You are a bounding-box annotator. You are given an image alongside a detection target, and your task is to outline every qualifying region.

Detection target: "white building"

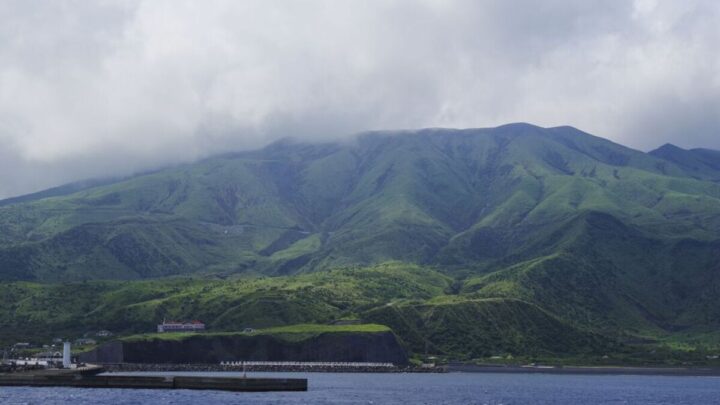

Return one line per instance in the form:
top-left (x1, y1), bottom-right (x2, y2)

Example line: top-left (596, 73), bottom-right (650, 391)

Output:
top-left (157, 320), bottom-right (206, 333)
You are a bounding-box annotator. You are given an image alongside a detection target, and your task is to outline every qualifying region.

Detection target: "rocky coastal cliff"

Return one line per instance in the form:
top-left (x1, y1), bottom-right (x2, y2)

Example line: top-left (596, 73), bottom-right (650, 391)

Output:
top-left (79, 331), bottom-right (408, 365)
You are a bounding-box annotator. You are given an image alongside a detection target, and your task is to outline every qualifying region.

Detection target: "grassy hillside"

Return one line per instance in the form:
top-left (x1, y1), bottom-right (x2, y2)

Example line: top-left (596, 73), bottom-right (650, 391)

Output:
top-left (0, 263), bottom-right (613, 360)
top-left (0, 263), bottom-right (449, 344)
top-left (121, 323), bottom-right (392, 343)
top-left (1, 263), bottom-right (718, 363)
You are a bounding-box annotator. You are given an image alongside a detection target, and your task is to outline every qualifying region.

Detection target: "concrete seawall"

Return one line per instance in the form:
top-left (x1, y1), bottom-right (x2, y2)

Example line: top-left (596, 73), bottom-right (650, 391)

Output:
top-left (0, 373), bottom-right (307, 391)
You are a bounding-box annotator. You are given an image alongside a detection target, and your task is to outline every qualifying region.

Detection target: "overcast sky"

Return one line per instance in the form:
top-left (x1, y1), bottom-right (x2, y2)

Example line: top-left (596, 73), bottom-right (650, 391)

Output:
top-left (1, 0), bottom-right (719, 199)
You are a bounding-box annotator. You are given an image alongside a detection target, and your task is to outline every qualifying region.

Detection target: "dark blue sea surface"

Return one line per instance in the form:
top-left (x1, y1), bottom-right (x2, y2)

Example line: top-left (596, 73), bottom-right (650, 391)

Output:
top-left (1, 371), bottom-right (719, 404)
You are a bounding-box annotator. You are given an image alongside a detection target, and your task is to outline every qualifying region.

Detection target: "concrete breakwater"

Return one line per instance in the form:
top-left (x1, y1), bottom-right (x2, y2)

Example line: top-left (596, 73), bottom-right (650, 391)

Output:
top-left (102, 362), bottom-right (446, 373)
top-left (0, 372), bottom-right (307, 391)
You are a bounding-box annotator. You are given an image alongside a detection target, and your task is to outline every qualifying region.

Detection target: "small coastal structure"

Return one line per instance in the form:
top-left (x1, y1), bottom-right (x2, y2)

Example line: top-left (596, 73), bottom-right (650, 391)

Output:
top-left (96, 330), bottom-right (113, 337)
top-left (157, 320), bottom-right (206, 333)
top-left (1, 342), bottom-right (74, 372)
top-left (32, 351), bottom-right (63, 360)
top-left (1, 340), bottom-right (306, 393)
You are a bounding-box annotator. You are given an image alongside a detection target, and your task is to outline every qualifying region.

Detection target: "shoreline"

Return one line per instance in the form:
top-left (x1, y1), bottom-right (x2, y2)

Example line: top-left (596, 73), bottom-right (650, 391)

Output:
top-left (97, 363), bottom-right (720, 376)
top-left (100, 363), bottom-right (445, 374)
top-left (446, 364), bottom-right (720, 377)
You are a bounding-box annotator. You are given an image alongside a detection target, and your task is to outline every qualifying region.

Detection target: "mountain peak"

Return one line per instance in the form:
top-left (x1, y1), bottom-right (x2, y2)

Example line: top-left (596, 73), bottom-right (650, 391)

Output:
top-left (651, 143), bottom-right (685, 154)
top-left (649, 142), bottom-right (720, 173)
top-left (494, 122), bottom-right (545, 132)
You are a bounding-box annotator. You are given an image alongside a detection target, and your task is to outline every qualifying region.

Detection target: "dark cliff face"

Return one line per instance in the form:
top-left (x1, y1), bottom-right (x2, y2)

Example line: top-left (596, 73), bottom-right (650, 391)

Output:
top-left (80, 332), bottom-right (408, 365)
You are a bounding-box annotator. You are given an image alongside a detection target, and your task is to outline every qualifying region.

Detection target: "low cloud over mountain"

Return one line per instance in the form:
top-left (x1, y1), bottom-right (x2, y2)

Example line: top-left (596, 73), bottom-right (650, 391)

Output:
top-left (1, 0), bottom-right (719, 198)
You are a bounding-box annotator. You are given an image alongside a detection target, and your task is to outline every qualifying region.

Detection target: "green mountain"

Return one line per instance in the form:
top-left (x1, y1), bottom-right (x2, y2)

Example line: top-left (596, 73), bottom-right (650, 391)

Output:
top-left (2, 123), bottom-right (720, 362)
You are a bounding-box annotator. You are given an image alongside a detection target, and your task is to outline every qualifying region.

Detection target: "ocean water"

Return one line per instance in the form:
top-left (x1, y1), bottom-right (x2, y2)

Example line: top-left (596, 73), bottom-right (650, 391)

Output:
top-left (1, 371), bottom-right (719, 404)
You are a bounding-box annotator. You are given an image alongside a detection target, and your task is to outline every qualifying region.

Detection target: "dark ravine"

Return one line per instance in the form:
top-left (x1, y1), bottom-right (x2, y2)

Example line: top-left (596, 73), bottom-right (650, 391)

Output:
top-left (79, 332), bottom-right (409, 366)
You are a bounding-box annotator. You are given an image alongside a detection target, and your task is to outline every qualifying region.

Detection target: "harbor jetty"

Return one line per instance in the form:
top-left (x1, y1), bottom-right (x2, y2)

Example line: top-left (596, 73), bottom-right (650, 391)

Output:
top-left (0, 365), bottom-right (307, 392)
top-left (2, 342), bottom-right (307, 392)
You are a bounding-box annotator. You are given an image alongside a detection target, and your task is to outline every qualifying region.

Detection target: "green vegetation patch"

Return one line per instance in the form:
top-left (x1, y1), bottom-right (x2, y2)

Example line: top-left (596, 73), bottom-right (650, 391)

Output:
top-left (121, 323), bottom-right (390, 344)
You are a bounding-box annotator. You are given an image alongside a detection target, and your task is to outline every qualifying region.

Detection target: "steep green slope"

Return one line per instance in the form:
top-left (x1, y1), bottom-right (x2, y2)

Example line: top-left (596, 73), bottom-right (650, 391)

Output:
top-left (363, 297), bottom-right (613, 358)
top-left (462, 212), bottom-right (720, 335)
top-left (2, 123), bottom-right (719, 281)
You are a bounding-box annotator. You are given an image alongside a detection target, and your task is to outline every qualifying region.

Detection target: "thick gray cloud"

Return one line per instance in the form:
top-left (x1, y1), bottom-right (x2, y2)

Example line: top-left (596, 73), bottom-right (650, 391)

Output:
top-left (1, 0), bottom-right (719, 198)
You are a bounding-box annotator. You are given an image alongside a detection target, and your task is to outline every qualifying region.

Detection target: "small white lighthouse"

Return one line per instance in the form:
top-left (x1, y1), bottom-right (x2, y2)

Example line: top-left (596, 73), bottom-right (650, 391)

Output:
top-left (62, 342), bottom-right (71, 368)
